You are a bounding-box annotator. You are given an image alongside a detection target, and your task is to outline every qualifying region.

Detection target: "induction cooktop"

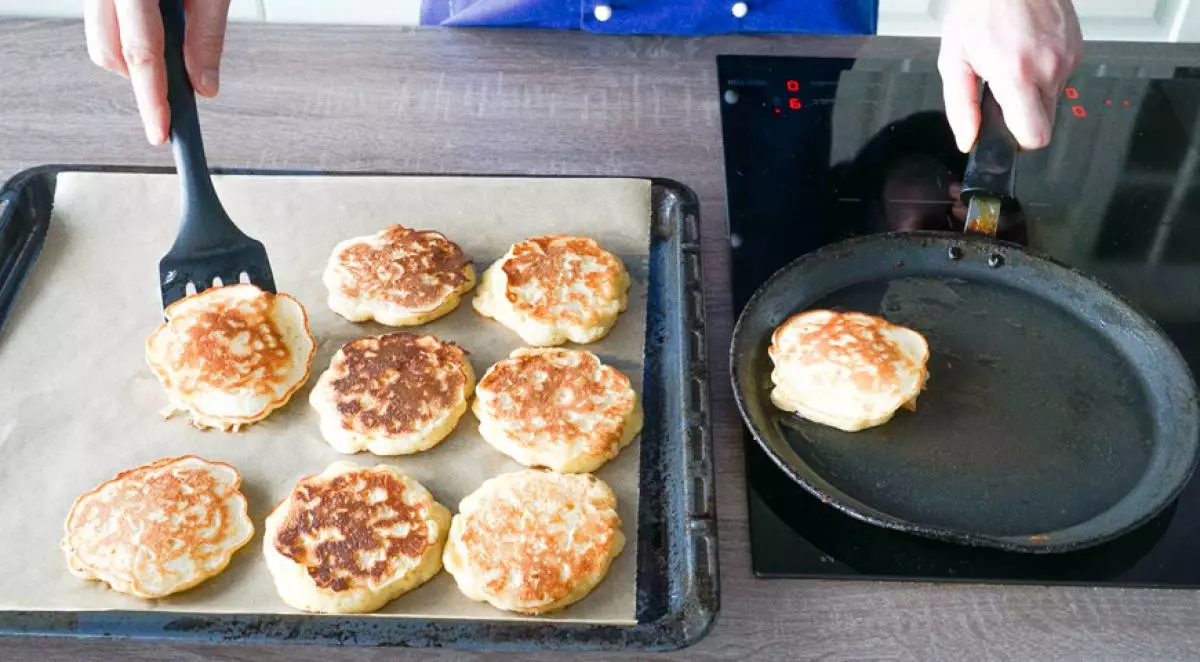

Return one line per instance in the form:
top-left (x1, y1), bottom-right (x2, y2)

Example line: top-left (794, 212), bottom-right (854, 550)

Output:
top-left (718, 55), bottom-right (1200, 586)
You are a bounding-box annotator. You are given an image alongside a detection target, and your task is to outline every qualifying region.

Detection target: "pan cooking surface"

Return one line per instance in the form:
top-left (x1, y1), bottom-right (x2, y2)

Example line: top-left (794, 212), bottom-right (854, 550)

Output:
top-left (732, 232), bottom-right (1200, 552)
top-left (772, 276), bottom-right (1153, 536)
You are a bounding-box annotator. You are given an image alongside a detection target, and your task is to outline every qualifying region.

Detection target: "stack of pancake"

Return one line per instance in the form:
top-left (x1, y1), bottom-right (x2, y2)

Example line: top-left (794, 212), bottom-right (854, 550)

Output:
top-left (63, 225), bottom-right (641, 616)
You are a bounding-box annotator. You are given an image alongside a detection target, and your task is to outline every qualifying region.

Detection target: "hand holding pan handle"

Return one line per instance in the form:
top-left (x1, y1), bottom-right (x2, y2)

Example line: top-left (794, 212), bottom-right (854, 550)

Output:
top-left (959, 82), bottom-right (1019, 238)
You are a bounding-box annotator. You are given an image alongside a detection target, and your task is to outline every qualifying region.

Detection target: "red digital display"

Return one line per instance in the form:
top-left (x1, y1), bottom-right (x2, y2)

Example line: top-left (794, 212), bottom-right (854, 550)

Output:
top-left (1061, 84), bottom-right (1133, 118)
top-left (781, 80), bottom-right (802, 112)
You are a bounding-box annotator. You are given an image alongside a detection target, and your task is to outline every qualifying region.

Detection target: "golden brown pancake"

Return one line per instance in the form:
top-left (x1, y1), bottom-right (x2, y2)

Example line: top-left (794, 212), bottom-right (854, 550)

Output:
top-left (769, 309), bottom-right (930, 432)
top-left (443, 470), bottom-right (624, 614)
top-left (262, 462), bottom-right (450, 613)
top-left (472, 235), bottom-right (631, 345)
top-left (61, 455), bottom-right (254, 599)
top-left (309, 332), bottom-right (475, 455)
top-left (323, 225), bottom-right (476, 326)
top-left (473, 348), bottom-right (641, 472)
top-left (145, 284), bottom-right (316, 431)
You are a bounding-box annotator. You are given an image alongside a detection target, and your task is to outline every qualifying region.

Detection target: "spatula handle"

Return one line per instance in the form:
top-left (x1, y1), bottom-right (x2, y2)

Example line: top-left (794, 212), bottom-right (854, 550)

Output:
top-left (960, 83), bottom-right (1018, 202)
top-left (161, 0), bottom-right (235, 245)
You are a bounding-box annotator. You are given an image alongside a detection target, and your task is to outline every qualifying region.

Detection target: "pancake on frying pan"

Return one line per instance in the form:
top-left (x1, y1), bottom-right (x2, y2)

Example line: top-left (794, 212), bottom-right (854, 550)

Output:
top-left (263, 462), bottom-right (451, 613)
top-left (323, 225), bottom-right (475, 327)
top-left (309, 332), bottom-right (474, 455)
top-left (768, 309), bottom-right (929, 432)
top-left (472, 235), bottom-right (630, 346)
top-left (145, 284), bottom-right (316, 431)
top-left (61, 455), bottom-right (254, 599)
top-left (443, 470), bottom-right (624, 615)
top-left (473, 347), bottom-right (641, 473)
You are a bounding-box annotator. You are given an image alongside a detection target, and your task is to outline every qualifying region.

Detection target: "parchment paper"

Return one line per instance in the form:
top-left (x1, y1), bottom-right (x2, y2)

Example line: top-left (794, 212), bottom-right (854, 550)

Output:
top-left (0, 173), bottom-right (651, 624)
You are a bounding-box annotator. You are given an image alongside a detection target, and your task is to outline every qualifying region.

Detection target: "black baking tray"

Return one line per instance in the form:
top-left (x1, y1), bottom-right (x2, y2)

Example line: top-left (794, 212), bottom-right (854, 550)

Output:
top-left (0, 166), bottom-right (718, 651)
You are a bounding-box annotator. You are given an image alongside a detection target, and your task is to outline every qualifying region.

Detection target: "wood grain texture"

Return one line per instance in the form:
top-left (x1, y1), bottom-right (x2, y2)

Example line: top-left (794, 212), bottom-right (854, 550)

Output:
top-left (4, 18), bottom-right (1200, 662)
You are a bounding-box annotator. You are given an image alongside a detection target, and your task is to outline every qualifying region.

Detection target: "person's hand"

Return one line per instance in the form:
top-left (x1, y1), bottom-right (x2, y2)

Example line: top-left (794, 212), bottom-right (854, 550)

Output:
top-left (938, 0), bottom-right (1082, 153)
top-left (84, 0), bottom-right (231, 145)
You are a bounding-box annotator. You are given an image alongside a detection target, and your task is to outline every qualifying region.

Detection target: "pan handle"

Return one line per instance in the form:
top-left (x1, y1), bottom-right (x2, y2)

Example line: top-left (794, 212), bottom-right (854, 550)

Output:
top-left (961, 83), bottom-right (1019, 203)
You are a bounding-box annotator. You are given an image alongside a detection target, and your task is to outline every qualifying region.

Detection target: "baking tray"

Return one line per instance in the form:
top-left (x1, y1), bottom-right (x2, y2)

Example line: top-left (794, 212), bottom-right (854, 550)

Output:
top-left (0, 165), bottom-right (717, 652)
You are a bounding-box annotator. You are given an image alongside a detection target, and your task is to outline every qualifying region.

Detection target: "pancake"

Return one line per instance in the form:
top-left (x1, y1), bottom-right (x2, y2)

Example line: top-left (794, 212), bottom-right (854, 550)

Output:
top-left (323, 225), bottom-right (476, 327)
top-left (768, 309), bottom-right (930, 432)
top-left (443, 470), bottom-right (624, 615)
top-left (145, 283), bottom-right (316, 431)
top-left (61, 455), bottom-right (254, 599)
top-left (309, 332), bottom-right (475, 456)
top-left (473, 347), bottom-right (642, 473)
top-left (472, 235), bottom-right (631, 346)
top-left (263, 462), bottom-right (451, 613)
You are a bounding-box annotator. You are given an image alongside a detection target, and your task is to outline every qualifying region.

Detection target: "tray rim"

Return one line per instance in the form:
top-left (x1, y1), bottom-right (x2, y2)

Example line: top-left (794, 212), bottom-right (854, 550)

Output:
top-left (0, 165), bottom-right (718, 652)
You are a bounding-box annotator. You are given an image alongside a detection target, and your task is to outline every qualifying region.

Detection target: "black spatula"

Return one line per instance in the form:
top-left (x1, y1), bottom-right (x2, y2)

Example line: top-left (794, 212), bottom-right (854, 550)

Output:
top-left (157, 0), bottom-right (275, 308)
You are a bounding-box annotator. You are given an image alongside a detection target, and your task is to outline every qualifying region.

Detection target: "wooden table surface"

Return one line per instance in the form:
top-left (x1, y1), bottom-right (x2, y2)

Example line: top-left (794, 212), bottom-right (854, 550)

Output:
top-left (3, 18), bottom-right (1200, 662)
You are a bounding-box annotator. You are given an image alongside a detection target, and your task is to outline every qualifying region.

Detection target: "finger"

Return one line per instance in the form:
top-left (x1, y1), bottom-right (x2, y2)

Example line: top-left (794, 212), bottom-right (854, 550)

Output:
top-left (1040, 86), bottom-right (1059, 146)
top-left (114, 0), bottom-right (168, 145)
top-left (938, 56), bottom-right (980, 153)
top-left (84, 0), bottom-right (127, 76)
top-left (183, 0), bottom-right (230, 97)
top-left (989, 77), bottom-right (1052, 150)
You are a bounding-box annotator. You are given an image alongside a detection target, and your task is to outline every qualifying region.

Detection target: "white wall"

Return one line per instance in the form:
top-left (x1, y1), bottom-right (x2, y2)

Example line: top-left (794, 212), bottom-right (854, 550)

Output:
top-left (879, 0), bottom-right (1200, 42)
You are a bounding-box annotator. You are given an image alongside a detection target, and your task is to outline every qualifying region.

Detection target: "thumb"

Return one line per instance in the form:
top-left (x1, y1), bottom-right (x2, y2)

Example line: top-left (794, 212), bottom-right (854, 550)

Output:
top-left (182, 0), bottom-right (230, 97)
top-left (938, 56), bottom-right (980, 153)
top-left (988, 78), bottom-right (1052, 149)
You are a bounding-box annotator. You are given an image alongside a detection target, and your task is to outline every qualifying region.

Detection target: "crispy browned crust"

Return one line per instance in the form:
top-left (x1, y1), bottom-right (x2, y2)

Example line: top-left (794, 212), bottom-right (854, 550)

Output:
top-left (63, 455), bottom-right (251, 597)
top-left (327, 333), bottom-right (470, 437)
top-left (459, 472), bottom-right (620, 610)
top-left (476, 348), bottom-right (634, 457)
top-left (146, 285), bottom-right (316, 430)
top-left (770, 309), bottom-right (925, 394)
top-left (333, 225), bottom-right (471, 310)
top-left (272, 467), bottom-right (438, 592)
top-left (500, 235), bottom-right (627, 325)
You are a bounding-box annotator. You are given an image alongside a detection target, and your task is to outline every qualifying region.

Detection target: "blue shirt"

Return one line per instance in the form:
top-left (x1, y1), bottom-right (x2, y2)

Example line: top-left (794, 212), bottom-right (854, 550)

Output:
top-left (420, 0), bottom-right (877, 35)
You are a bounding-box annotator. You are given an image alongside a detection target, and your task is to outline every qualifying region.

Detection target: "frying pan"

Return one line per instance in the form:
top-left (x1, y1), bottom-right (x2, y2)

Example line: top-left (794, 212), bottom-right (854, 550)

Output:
top-left (730, 88), bottom-right (1200, 554)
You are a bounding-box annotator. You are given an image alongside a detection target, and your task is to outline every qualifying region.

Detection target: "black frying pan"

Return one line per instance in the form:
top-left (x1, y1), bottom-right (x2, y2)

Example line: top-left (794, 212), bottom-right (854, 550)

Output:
top-left (730, 88), bottom-right (1200, 554)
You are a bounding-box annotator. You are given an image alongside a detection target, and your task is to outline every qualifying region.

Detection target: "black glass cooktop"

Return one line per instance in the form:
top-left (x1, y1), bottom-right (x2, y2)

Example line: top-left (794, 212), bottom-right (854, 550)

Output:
top-left (718, 55), bottom-right (1200, 585)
